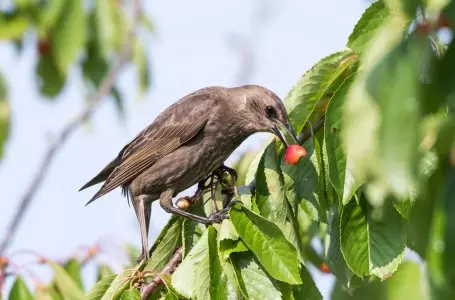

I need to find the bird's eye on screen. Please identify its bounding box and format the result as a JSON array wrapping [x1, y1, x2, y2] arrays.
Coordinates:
[[265, 106, 277, 118]]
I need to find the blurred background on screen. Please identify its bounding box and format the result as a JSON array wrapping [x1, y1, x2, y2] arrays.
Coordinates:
[[0, 0, 367, 297]]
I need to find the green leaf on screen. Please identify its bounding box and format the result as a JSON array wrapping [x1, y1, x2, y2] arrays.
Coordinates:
[[0, 12, 29, 40], [86, 274, 116, 300], [144, 217, 182, 273], [172, 229, 210, 299], [208, 226, 229, 299], [340, 198, 406, 279], [331, 261, 428, 299], [38, 0, 66, 34], [99, 269, 135, 300], [219, 219, 248, 260], [140, 13, 155, 33], [111, 87, 125, 120], [36, 54, 66, 98], [326, 209, 353, 285], [387, 261, 427, 299], [182, 218, 202, 257], [35, 288, 55, 300], [365, 37, 428, 199], [64, 258, 83, 290], [8, 277, 33, 300], [232, 252, 281, 300], [48, 261, 85, 300], [219, 239, 249, 260], [292, 265, 323, 300], [256, 143, 301, 250], [0, 72, 10, 161], [95, 0, 119, 57], [231, 151, 257, 187], [120, 288, 141, 300], [284, 49, 358, 134], [14, 0, 38, 8], [52, 0, 86, 74], [281, 139, 323, 222], [347, 1, 390, 54], [83, 20, 108, 86], [427, 164, 455, 298], [133, 40, 151, 96], [325, 73, 363, 205], [223, 258, 247, 299], [229, 204, 301, 284], [96, 264, 115, 281]]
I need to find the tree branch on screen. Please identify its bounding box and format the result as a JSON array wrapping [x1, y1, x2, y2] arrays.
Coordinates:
[[0, 0, 143, 255], [247, 116, 325, 192], [141, 247, 183, 300]]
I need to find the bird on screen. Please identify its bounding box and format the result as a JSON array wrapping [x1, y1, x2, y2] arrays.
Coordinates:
[[79, 85, 298, 262]]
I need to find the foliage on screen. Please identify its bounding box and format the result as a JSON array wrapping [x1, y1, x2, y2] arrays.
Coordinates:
[[0, 0, 153, 161], [3, 0, 455, 299]]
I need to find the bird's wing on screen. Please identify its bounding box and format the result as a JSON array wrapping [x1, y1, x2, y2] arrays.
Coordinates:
[[86, 92, 216, 204]]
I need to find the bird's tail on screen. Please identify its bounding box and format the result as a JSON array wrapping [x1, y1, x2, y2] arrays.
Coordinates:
[[79, 158, 120, 192]]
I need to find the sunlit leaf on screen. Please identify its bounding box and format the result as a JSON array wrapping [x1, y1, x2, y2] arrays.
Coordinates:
[[284, 49, 358, 134], [52, 0, 86, 74], [37, 54, 66, 98], [133, 40, 151, 96], [229, 204, 301, 284], [144, 217, 182, 273], [0, 11, 29, 40], [0, 72, 10, 161], [48, 260, 85, 300], [64, 258, 84, 290], [232, 252, 281, 299], [120, 288, 141, 300], [8, 277, 33, 300], [98, 269, 135, 300], [325, 74, 363, 205], [172, 229, 210, 299], [340, 198, 406, 279], [87, 274, 116, 300], [347, 1, 390, 55]]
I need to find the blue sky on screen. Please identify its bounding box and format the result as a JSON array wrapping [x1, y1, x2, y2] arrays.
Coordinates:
[[0, 0, 367, 296]]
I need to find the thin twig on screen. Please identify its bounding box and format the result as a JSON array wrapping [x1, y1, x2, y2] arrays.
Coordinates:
[[0, 0, 143, 255], [141, 248, 183, 300], [247, 116, 326, 192]]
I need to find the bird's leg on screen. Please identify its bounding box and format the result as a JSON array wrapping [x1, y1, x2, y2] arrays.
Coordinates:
[[132, 195, 152, 263], [217, 165, 239, 207], [160, 189, 229, 224], [210, 174, 220, 213]]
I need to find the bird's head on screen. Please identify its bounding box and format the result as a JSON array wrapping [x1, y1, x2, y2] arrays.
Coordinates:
[[230, 85, 299, 147]]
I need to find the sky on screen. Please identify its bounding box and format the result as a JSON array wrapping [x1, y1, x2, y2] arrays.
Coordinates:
[[0, 0, 367, 297]]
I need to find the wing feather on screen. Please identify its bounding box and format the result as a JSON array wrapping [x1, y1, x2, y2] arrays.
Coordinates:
[[86, 92, 215, 204]]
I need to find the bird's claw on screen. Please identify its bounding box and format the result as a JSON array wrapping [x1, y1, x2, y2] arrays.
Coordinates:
[[208, 200, 240, 223]]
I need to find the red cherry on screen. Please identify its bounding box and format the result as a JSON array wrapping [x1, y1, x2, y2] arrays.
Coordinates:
[[320, 262, 331, 274], [284, 145, 307, 165], [437, 15, 451, 28], [37, 39, 51, 56]]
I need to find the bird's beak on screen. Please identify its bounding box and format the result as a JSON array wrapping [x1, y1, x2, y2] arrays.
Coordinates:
[[272, 121, 299, 147]]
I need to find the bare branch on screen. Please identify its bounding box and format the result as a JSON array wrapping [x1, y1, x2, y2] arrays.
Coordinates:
[[141, 247, 183, 300], [0, 0, 143, 255]]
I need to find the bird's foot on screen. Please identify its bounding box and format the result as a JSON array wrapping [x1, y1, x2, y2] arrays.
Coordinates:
[[208, 199, 240, 222], [136, 251, 149, 265]]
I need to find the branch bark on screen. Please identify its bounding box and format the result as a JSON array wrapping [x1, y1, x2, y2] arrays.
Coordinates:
[[0, 1, 142, 255], [141, 247, 183, 300]]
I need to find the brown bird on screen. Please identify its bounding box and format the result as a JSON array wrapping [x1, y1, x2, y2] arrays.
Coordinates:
[[79, 85, 298, 262]]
